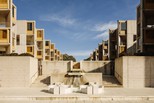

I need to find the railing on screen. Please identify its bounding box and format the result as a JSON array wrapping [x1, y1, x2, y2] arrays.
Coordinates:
[[27, 42, 34, 45], [0, 22, 10, 27]]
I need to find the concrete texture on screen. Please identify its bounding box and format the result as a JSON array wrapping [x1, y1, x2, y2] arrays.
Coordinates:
[[42, 61, 70, 75], [1, 88, 154, 100], [115, 56, 154, 88], [42, 61, 112, 75], [0, 57, 38, 87], [81, 61, 111, 75]]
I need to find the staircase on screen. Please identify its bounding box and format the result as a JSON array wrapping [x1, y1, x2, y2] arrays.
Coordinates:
[[31, 75, 50, 88]]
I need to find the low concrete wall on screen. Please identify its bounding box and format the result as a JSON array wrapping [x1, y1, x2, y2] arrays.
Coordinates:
[[81, 61, 112, 75], [42, 61, 71, 75], [42, 61, 113, 75], [0, 57, 38, 87], [115, 56, 154, 88]]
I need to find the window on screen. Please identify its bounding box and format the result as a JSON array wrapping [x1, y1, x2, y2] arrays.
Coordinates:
[[133, 35, 137, 42], [37, 31, 42, 38], [0, 30, 7, 39], [121, 23, 126, 30], [27, 23, 33, 31], [27, 47, 33, 52], [45, 41, 49, 46], [12, 6, 15, 18], [16, 35, 20, 45], [37, 51, 42, 55]]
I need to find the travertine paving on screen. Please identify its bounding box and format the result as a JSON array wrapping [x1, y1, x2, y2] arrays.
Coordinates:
[[0, 88, 154, 103], [0, 100, 154, 103]]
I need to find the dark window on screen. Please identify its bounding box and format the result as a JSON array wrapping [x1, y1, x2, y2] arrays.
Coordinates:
[[12, 7, 15, 18], [133, 35, 137, 42], [2, 30, 7, 38], [27, 23, 33, 31], [121, 23, 126, 30], [16, 35, 20, 45], [45, 41, 49, 46]]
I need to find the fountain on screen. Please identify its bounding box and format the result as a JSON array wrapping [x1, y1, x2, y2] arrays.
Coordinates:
[[49, 61, 104, 94]]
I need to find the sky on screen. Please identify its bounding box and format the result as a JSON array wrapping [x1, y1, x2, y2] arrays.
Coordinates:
[[14, 0, 140, 61]]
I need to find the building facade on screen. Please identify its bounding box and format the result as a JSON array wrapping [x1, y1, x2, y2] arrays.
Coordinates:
[[117, 20, 137, 57], [137, 0, 154, 54], [0, 0, 63, 61]]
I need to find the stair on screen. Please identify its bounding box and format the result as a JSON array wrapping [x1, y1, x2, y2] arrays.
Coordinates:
[[31, 75, 50, 88]]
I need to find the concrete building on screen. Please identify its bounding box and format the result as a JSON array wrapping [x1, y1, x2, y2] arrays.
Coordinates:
[[50, 43, 55, 61], [137, 0, 154, 54], [0, 0, 17, 54], [36, 29, 45, 61], [15, 20, 37, 57], [98, 40, 109, 61], [109, 29, 117, 60], [45, 40, 51, 61], [0, 0, 63, 62], [117, 20, 137, 57]]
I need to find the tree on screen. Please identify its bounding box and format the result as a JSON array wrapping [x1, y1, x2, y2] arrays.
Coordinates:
[[63, 54, 76, 62]]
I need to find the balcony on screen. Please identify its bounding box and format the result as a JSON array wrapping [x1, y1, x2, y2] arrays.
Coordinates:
[[50, 44, 55, 51], [26, 35, 34, 45], [45, 56, 50, 61], [0, 29, 9, 44], [37, 41, 43, 50], [119, 30, 126, 36], [45, 49, 50, 56], [27, 22, 35, 35], [37, 51, 43, 59], [0, 0, 9, 9], [0, 11, 11, 28], [37, 30, 43, 41], [103, 45, 108, 50], [45, 41, 50, 49], [27, 46, 34, 55]]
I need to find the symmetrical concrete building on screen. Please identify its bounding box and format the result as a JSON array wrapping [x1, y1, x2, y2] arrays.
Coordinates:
[[0, 0, 63, 61], [137, 0, 154, 54]]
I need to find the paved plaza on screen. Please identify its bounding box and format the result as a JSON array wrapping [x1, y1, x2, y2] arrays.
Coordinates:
[[0, 88, 154, 103]]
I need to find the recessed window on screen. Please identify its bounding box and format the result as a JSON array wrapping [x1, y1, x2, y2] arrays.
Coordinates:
[[121, 23, 126, 30], [27, 23, 33, 31], [27, 47, 33, 52], [2, 30, 7, 38], [16, 35, 20, 45], [37, 51, 42, 55], [45, 41, 49, 46], [12, 6, 15, 18], [37, 31, 42, 38], [133, 35, 137, 42]]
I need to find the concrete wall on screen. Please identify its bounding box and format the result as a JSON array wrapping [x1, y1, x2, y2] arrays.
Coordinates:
[[126, 20, 137, 55], [42, 61, 113, 75], [16, 20, 27, 54], [115, 56, 154, 88], [42, 61, 71, 75], [81, 61, 112, 75], [0, 57, 38, 87]]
